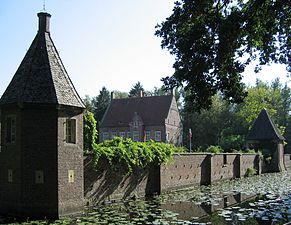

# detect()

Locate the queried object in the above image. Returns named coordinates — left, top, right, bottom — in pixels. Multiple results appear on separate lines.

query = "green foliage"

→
left=155, top=0, right=290, bottom=110
left=93, top=137, right=184, bottom=174
left=206, top=145, right=223, bottom=154
left=92, top=86, right=111, bottom=122
left=83, top=95, right=94, bottom=112
left=218, top=134, right=245, bottom=152
left=247, top=149, right=263, bottom=159
left=182, top=78, right=290, bottom=152
left=83, top=111, right=98, bottom=152
left=245, top=168, right=257, bottom=177
left=128, top=81, right=146, bottom=97
left=112, top=90, right=128, bottom=99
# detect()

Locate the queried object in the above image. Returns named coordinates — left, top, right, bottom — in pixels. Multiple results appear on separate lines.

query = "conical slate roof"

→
left=246, top=109, right=285, bottom=141
left=0, top=12, right=85, bottom=108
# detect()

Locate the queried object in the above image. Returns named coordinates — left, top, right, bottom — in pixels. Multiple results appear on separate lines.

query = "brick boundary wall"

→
left=84, top=153, right=260, bottom=204
left=284, top=154, right=291, bottom=170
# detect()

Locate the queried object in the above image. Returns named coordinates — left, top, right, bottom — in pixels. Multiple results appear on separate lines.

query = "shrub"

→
left=83, top=111, right=98, bottom=153
left=206, top=145, right=223, bottom=154
left=245, top=168, right=257, bottom=177
left=93, top=137, right=184, bottom=175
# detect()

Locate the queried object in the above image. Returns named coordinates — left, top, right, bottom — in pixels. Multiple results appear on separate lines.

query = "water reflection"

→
left=161, top=192, right=255, bottom=221
left=1, top=172, right=291, bottom=224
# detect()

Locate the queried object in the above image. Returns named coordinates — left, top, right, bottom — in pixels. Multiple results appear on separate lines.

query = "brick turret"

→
left=0, top=12, right=85, bottom=218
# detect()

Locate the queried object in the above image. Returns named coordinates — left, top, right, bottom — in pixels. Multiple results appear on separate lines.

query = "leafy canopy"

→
left=155, top=0, right=290, bottom=110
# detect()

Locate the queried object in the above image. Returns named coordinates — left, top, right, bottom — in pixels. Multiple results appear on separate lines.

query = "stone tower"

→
left=0, top=12, right=85, bottom=218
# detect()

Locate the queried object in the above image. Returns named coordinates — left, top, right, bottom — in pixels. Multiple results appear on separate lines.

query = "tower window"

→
left=65, top=119, right=76, bottom=144
left=6, top=116, right=16, bottom=144
left=8, top=169, right=13, bottom=183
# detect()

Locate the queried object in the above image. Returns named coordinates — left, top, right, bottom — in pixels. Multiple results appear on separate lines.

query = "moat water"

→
left=1, top=172, right=291, bottom=224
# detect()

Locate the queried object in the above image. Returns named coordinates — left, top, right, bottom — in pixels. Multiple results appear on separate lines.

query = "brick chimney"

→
left=171, top=87, right=176, bottom=96
left=111, top=91, right=115, bottom=100
left=139, top=91, right=143, bottom=97
left=38, top=12, right=51, bottom=33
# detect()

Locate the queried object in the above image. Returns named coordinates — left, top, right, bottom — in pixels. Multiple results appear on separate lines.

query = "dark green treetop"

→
left=155, top=0, right=290, bottom=110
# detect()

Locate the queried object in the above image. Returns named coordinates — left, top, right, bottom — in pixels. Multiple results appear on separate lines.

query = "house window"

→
left=127, top=132, right=131, bottom=139
left=133, top=131, right=139, bottom=141
left=133, top=121, right=138, bottom=128
left=111, top=132, right=117, bottom=139
left=65, top=119, right=76, bottom=143
left=6, top=116, right=16, bottom=144
left=166, top=132, right=170, bottom=143
left=155, top=131, right=161, bottom=142
left=103, top=132, right=109, bottom=141
left=145, top=131, right=151, bottom=142
left=119, top=132, right=126, bottom=139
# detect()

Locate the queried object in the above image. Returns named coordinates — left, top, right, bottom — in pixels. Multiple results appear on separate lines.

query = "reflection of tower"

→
left=0, top=12, right=85, bottom=218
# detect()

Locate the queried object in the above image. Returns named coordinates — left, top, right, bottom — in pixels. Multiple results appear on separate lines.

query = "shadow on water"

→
left=2, top=172, right=291, bottom=224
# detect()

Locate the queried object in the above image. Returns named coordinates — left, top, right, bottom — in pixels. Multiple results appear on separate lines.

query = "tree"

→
left=84, top=111, right=98, bottom=152
left=183, top=94, right=234, bottom=150
left=155, top=0, right=290, bottom=110
left=83, top=95, right=94, bottom=112
left=112, top=90, right=128, bottom=99
left=128, top=82, right=145, bottom=97
left=148, top=86, right=169, bottom=96
left=92, top=87, right=111, bottom=123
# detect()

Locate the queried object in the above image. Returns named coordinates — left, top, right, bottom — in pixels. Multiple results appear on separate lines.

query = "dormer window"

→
left=133, top=121, right=138, bottom=128
left=65, top=119, right=76, bottom=144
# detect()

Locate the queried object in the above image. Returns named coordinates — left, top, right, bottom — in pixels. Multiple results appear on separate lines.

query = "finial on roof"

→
left=43, top=0, right=46, bottom=11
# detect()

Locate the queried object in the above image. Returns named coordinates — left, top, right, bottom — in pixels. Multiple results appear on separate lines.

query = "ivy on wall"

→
left=93, top=137, right=184, bottom=174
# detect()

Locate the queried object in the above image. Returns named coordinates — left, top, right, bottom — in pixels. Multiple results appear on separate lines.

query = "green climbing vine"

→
left=93, top=137, right=184, bottom=174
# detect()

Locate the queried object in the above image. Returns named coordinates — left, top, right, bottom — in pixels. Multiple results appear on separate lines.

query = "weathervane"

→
left=42, top=0, right=46, bottom=11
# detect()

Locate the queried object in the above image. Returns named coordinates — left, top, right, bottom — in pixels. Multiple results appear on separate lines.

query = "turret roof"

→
left=246, top=108, right=285, bottom=142
left=0, top=12, right=85, bottom=108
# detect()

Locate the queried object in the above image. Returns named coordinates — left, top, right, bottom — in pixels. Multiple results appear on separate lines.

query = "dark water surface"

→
left=1, top=172, right=291, bottom=224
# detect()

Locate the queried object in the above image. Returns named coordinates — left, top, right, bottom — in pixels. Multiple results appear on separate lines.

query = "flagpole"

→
left=189, top=128, right=192, bottom=152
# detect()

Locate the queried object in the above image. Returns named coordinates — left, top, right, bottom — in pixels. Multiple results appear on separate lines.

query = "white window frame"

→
left=145, top=131, right=151, bottom=142
left=155, top=131, right=161, bottom=142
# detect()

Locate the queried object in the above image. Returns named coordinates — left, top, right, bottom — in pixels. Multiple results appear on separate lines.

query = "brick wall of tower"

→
left=21, top=105, right=58, bottom=216
left=0, top=105, right=22, bottom=214
left=57, top=109, right=84, bottom=216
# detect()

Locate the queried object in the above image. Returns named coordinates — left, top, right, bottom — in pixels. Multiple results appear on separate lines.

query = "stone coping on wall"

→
left=173, top=153, right=259, bottom=156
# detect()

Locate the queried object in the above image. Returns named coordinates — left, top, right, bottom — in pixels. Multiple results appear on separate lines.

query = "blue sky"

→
left=0, top=0, right=289, bottom=98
